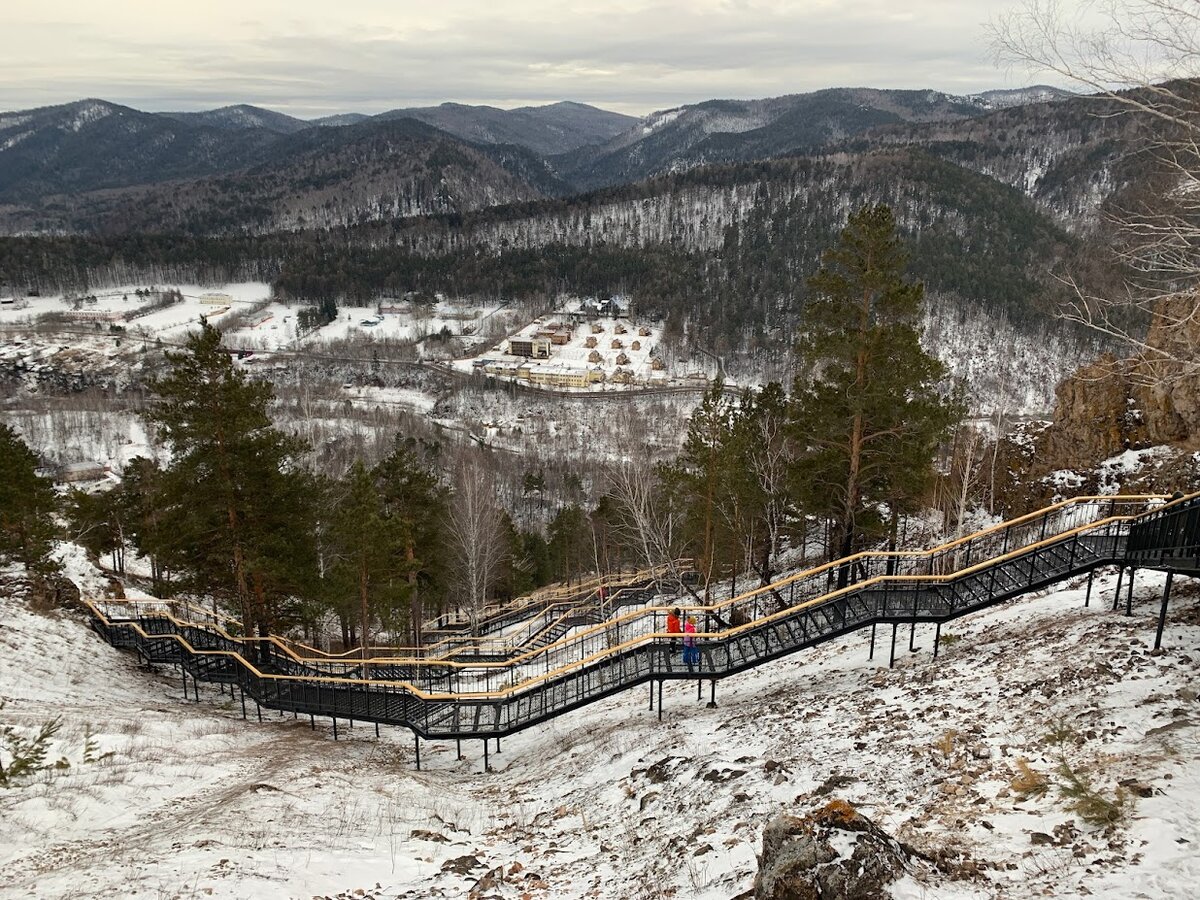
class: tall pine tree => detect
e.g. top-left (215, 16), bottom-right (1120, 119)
top-left (792, 204), bottom-right (959, 567)
top-left (146, 321), bottom-right (316, 637)
top-left (0, 424), bottom-right (58, 576)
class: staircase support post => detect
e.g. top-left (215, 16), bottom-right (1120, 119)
top-left (909, 620), bottom-right (917, 653)
top-left (495, 736), bottom-right (501, 755)
top-left (869, 623), bottom-right (876, 660)
top-left (193, 675), bottom-right (200, 702)
top-left (1085, 569), bottom-right (1094, 607)
top-left (1155, 572), bottom-right (1174, 651)
top-left (240, 685), bottom-right (247, 719)
top-left (707, 680), bottom-right (717, 709)
top-left (310, 713), bottom-right (315, 730)
top-left (375, 722), bottom-right (380, 738)
top-left (933, 622), bottom-right (942, 659)
top-left (484, 740), bottom-right (490, 772)
top-left (1126, 568), bottom-right (1135, 616)
top-left (414, 733), bottom-right (421, 771)
top-left (657, 679), bottom-right (663, 722)
top-left (1112, 567), bottom-right (1124, 611)
top-left (697, 679), bottom-right (702, 701)
top-left (332, 717), bottom-right (338, 740)
top-left (181, 669), bottom-right (187, 699)
top-left (649, 681), bottom-right (654, 711)
top-left (889, 623), bottom-right (898, 669)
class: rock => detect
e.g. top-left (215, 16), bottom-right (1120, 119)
top-left (1030, 832), bottom-right (1055, 846)
top-left (1118, 778), bottom-right (1155, 798)
top-left (411, 829), bottom-right (450, 843)
top-left (753, 800), bottom-right (911, 900)
top-left (441, 855), bottom-right (484, 875)
top-left (639, 756), bottom-right (687, 784)
top-left (812, 774), bottom-right (858, 797)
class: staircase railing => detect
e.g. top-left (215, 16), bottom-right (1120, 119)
top-left (85, 494), bottom-right (1187, 741)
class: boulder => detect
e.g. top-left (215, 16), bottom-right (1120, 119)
top-left (753, 800), bottom-right (910, 900)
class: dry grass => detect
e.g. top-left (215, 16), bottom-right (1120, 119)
top-left (1010, 758), bottom-right (1050, 798)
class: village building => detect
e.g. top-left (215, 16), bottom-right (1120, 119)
top-left (56, 461), bottom-right (107, 483)
top-left (610, 368), bottom-right (635, 384)
top-left (508, 337), bottom-right (552, 359)
top-left (524, 363), bottom-right (604, 389)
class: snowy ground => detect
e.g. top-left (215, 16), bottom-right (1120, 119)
top-left (2, 553), bottom-right (1198, 899)
top-left (0, 283), bottom-right (271, 339)
top-left (303, 300), bottom-right (507, 350)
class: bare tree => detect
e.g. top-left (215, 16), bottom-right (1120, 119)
top-left (991, 0), bottom-right (1200, 382)
top-left (604, 461), bottom-right (685, 579)
top-left (446, 460), bottom-right (509, 634)
top-left (747, 393), bottom-right (795, 583)
top-left (939, 423), bottom-right (988, 542)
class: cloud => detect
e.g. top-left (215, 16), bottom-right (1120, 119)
top-left (0, 0), bottom-right (1053, 117)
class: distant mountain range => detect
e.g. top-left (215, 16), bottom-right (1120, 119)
top-left (0, 86), bottom-right (1085, 235)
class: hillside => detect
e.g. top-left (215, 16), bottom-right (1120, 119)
top-left (382, 100), bottom-right (638, 156)
top-left (1, 550), bottom-right (1197, 898)
top-left (0, 118), bottom-right (563, 234)
top-left (0, 100), bottom-right (280, 202)
top-left (551, 88), bottom-right (990, 192)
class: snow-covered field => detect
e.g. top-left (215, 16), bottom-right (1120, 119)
top-left (0, 283), bottom-right (271, 340)
top-left (2, 554), bottom-right (1198, 899)
top-left (303, 300), bottom-right (508, 349)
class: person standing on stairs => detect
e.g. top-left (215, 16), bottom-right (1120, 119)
top-left (667, 607), bottom-right (682, 637)
top-left (683, 615), bottom-right (699, 670)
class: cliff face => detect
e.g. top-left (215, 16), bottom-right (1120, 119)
top-left (1046, 293), bottom-right (1200, 466)
top-left (993, 293), bottom-right (1200, 515)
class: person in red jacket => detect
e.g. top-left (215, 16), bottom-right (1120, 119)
top-left (666, 607), bottom-right (682, 636)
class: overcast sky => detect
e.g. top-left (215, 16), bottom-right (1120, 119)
top-left (2, 0), bottom-right (1065, 118)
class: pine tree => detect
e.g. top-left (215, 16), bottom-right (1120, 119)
top-left (374, 437), bottom-right (447, 645)
top-left (324, 462), bottom-right (406, 671)
top-left (120, 456), bottom-right (178, 595)
top-left (146, 321), bottom-right (316, 637)
top-left (792, 204), bottom-right (960, 567)
top-left (0, 424), bottom-right (58, 575)
top-left (676, 379), bottom-right (738, 599)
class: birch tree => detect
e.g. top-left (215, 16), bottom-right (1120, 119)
top-left (446, 461), bottom-right (509, 634)
top-left (992, 0), bottom-right (1200, 382)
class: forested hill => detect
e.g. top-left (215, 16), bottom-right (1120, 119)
top-left (0, 87), bottom-right (1111, 238)
top-left (0, 86), bottom-right (1144, 368)
top-left (550, 88), bottom-right (992, 192)
top-left (0, 105), bottom-right (567, 235)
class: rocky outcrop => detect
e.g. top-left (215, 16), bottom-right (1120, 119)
top-left (753, 800), bottom-right (911, 900)
top-left (993, 293), bottom-right (1200, 515)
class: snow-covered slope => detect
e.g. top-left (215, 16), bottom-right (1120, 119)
top-left (1, 560), bottom-right (1198, 898)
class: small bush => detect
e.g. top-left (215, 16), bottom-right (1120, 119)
top-left (1011, 758), bottom-right (1050, 798)
top-left (0, 716), bottom-right (62, 787)
top-left (935, 729), bottom-right (958, 757)
top-left (1056, 759), bottom-right (1128, 827)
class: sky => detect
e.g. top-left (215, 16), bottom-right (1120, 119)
top-left (1, 0), bottom-right (1067, 118)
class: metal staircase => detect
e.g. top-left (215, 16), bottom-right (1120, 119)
top-left (85, 493), bottom-right (1197, 752)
